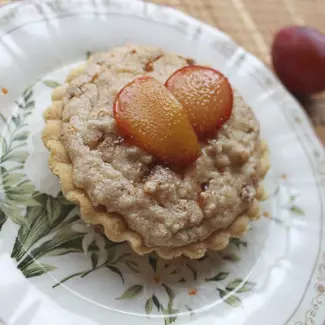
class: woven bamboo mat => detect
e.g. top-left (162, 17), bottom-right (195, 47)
top-left (0, 0), bottom-right (324, 144)
top-left (147, 0), bottom-right (325, 145)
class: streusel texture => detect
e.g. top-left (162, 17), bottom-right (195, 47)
top-left (42, 44), bottom-right (269, 259)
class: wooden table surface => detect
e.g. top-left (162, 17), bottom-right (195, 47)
top-left (1, 0), bottom-right (324, 145)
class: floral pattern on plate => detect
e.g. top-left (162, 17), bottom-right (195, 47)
top-left (0, 81), bottom-right (309, 324)
top-left (0, 1), bottom-right (324, 325)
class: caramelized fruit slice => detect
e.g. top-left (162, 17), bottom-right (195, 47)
top-left (165, 65), bottom-right (233, 138)
top-left (114, 76), bottom-right (201, 166)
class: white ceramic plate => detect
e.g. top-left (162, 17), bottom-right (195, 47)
top-left (0, 1), bottom-right (325, 324)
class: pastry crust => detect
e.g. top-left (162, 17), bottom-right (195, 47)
top-left (42, 46), bottom-right (270, 259)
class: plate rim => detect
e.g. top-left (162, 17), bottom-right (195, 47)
top-left (0, 0), bottom-right (324, 324)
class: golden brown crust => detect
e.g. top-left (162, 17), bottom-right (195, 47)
top-left (42, 62), bottom-right (270, 260)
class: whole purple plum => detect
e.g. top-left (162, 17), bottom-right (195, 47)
top-left (272, 26), bottom-right (325, 95)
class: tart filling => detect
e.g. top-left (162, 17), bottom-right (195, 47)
top-left (42, 44), bottom-right (269, 259)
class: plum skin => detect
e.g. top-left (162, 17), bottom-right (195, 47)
top-left (272, 26), bottom-right (325, 95)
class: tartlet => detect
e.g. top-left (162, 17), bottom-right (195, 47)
top-left (42, 44), bottom-right (269, 259)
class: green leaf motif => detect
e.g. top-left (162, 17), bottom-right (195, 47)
top-left (125, 261), bottom-right (140, 273)
top-left (105, 245), bottom-right (117, 263)
top-left (11, 114), bottom-right (21, 126)
top-left (186, 263), bottom-right (197, 280)
top-left (0, 202), bottom-right (23, 225)
top-left (25, 101), bottom-right (35, 109)
top-left (185, 304), bottom-right (195, 316)
top-left (145, 297), bottom-right (153, 314)
top-left (23, 88), bottom-right (33, 102)
top-left (205, 271), bottom-right (229, 282)
top-left (46, 198), bottom-right (62, 225)
top-left (168, 300), bottom-right (178, 314)
top-left (164, 317), bottom-right (177, 325)
top-left (222, 253), bottom-right (241, 262)
top-left (0, 86), bottom-right (37, 234)
top-left (15, 214), bottom-right (83, 267)
top-left (11, 205), bottom-right (47, 260)
top-left (91, 253), bottom-right (98, 269)
top-left (34, 225), bottom-right (82, 255)
top-left (117, 285), bottom-right (143, 300)
top-left (273, 185), bottom-right (280, 196)
top-left (163, 283), bottom-right (175, 301)
top-left (14, 130), bottom-right (30, 142)
top-left (185, 305), bottom-right (193, 312)
top-left (81, 268), bottom-right (97, 278)
top-left (44, 246), bottom-right (81, 257)
top-left (290, 205), bottom-right (305, 216)
top-left (5, 181), bottom-right (35, 203)
top-left (22, 262), bottom-right (56, 278)
top-left (0, 135), bottom-right (7, 154)
top-left (106, 266), bottom-right (124, 283)
top-left (217, 289), bottom-right (242, 307)
top-left (226, 279), bottom-right (256, 293)
top-left (1, 151), bottom-right (28, 164)
top-left (86, 51), bottom-right (92, 59)
top-left (53, 271), bottom-right (84, 288)
top-left (20, 193), bottom-right (45, 208)
top-left (1, 170), bottom-right (25, 186)
top-left (230, 238), bottom-right (247, 249)
top-left (162, 300), bottom-right (178, 325)
top-left (289, 194), bottom-right (298, 202)
top-left (112, 252), bottom-right (131, 264)
top-left (149, 255), bottom-right (157, 272)
top-left (152, 294), bottom-right (161, 311)
top-left (23, 88), bottom-right (33, 103)
top-left (43, 80), bottom-right (61, 88)
top-left (0, 209), bottom-right (6, 231)
top-left (55, 193), bottom-right (76, 206)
